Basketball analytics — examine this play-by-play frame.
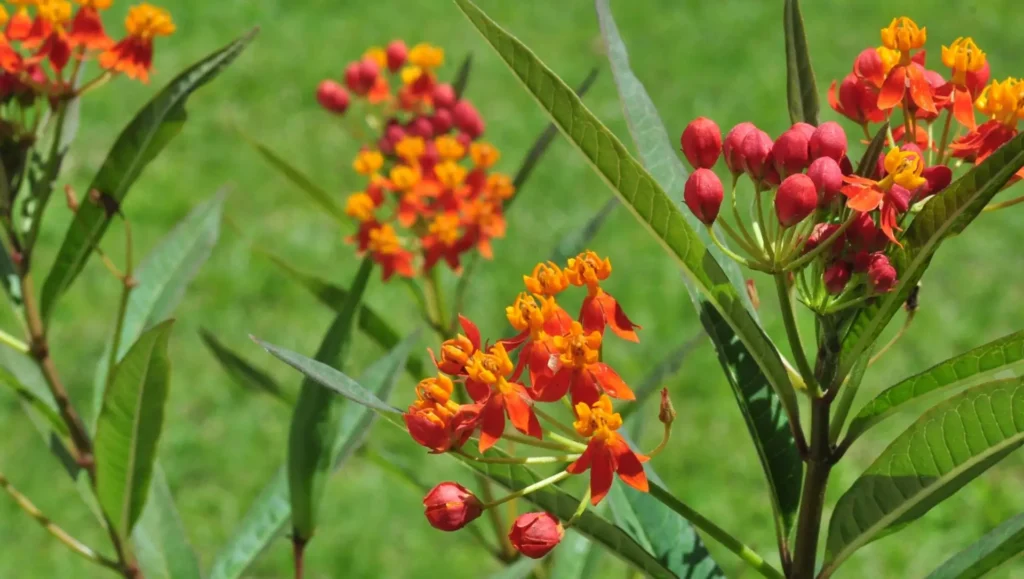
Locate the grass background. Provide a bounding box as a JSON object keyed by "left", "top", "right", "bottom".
{"left": 2, "top": 0, "right": 1024, "bottom": 577}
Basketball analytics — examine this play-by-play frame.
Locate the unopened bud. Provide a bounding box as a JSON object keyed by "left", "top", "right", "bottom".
{"left": 807, "top": 156, "right": 844, "bottom": 205}
{"left": 509, "top": 513, "right": 564, "bottom": 559}
{"left": 680, "top": 117, "right": 722, "bottom": 170}
{"left": 772, "top": 127, "right": 811, "bottom": 175}
{"left": 723, "top": 122, "right": 757, "bottom": 176}
{"left": 809, "top": 121, "right": 848, "bottom": 162}
{"left": 746, "top": 279, "right": 760, "bottom": 310}
{"left": 316, "top": 80, "right": 350, "bottom": 114}
{"left": 385, "top": 40, "right": 408, "bottom": 72}
{"left": 683, "top": 168, "right": 724, "bottom": 226}
{"left": 432, "top": 83, "right": 457, "bottom": 109}
{"left": 740, "top": 129, "right": 773, "bottom": 181}
{"left": 452, "top": 100, "right": 484, "bottom": 139}
{"left": 423, "top": 482, "right": 483, "bottom": 532}
{"left": 64, "top": 185, "right": 79, "bottom": 212}
{"left": 868, "top": 253, "right": 897, "bottom": 293}
{"left": 658, "top": 388, "right": 676, "bottom": 425}
{"left": 823, "top": 261, "right": 852, "bottom": 295}
{"left": 774, "top": 174, "right": 817, "bottom": 228}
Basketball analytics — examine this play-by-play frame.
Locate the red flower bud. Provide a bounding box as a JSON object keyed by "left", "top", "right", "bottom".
{"left": 680, "top": 117, "right": 722, "bottom": 169}
{"left": 344, "top": 62, "right": 363, "bottom": 94}
{"left": 384, "top": 121, "right": 406, "bottom": 145}
{"left": 452, "top": 100, "right": 484, "bottom": 139}
{"left": 791, "top": 122, "right": 816, "bottom": 140}
{"left": 852, "top": 250, "right": 873, "bottom": 272}
{"left": 807, "top": 157, "right": 843, "bottom": 204}
{"left": 830, "top": 74, "right": 885, "bottom": 125}
{"left": 723, "top": 122, "right": 757, "bottom": 176}
{"left": 867, "top": 253, "right": 897, "bottom": 293}
{"left": 847, "top": 213, "right": 884, "bottom": 251}
{"left": 775, "top": 174, "right": 817, "bottom": 227}
{"left": 407, "top": 116, "right": 434, "bottom": 138}
{"left": 423, "top": 482, "right": 483, "bottom": 532}
{"left": 809, "top": 122, "right": 847, "bottom": 161}
{"left": 853, "top": 48, "right": 884, "bottom": 86}
{"left": 823, "top": 261, "right": 852, "bottom": 295}
{"left": 889, "top": 184, "right": 912, "bottom": 213}
{"left": 773, "top": 127, "right": 812, "bottom": 175}
{"left": 684, "top": 168, "right": 724, "bottom": 225}
{"left": 316, "top": 80, "right": 350, "bottom": 114}
{"left": 430, "top": 109, "right": 453, "bottom": 134}
{"left": 358, "top": 57, "right": 380, "bottom": 88}
{"left": 433, "top": 83, "right": 457, "bottom": 110}
{"left": 509, "top": 512, "right": 564, "bottom": 559}
{"left": 804, "top": 222, "right": 844, "bottom": 255}
{"left": 386, "top": 40, "right": 408, "bottom": 72}
{"left": 918, "top": 165, "right": 952, "bottom": 198}
{"left": 740, "top": 129, "right": 773, "bottom": 180}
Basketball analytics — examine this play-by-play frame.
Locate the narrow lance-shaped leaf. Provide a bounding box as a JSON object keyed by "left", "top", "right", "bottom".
{"left": 924, "top": 512, "right": 1024, "bottom": 579}
{"left": 594, "top": 0, "right": 801, "bottom": 541}
{"left": 287, "top": 258, "right": 372, "bottom": 540}
{"left": 132, "top": 465, "right": 202, "bottom": 579}
{"left": 242, "top": 135, "right": 347, "bottom": 224}
{"left": 95, "top": 320, "right": 175, "bottom": 538}
{"left": 92, "top": 190, "right": 226, "bottom": 422}
{"left": 824, "top": 377, "right": 1024, "bottom": 574}
{"left": 207, "top": 334, "right": 416, "bottom": 579}
{"left": 451, "top": 53, "right": 473, "bottom": 99}
{"left": 453, "top": 0, "right": 800, "bottom": 437}
{"left": 855, "top": 122, "right": 889, "bottom": 178}
{"left": 200, "top": 329, "right": 289, "bottom": 402}
{"left": 255, "top": 247, "right": 425, "bottom": 380}
{"left": 783, "top": 0, "right": 819, "bottom": 125}
{"left": 838, "top": 131, "right": 1024, "bottom": 382}
{"left": 844, "top": 330, "right": 1024, "bottom": 445}
{"left": 0, "top": 365, "right": 68, "bottom": 436}
{"left": 40, "top": 29, "right": 257, "bottom": 320}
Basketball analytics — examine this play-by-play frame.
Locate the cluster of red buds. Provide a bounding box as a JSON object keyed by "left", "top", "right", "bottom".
{"left": 1, "top": 1, "right": 175, "bottom": 104}
{"left": 404, "top": 252, "right": 674, "bottom": 558}
{"left": 678, "top": 16, "right": 1021, "bottom": 314}
{"left": 315, "top": 40, "right": 514, "bottom": 281}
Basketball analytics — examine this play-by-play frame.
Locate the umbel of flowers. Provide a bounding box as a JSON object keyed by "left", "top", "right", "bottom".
{"left": 403, "top": 251, "right": 674, "bottom": 558}
{"left": 315, "top": 40, "right": 515, "bottom": 281}
{"left": 678, "top": 16, "right": 1021, "bottom": 313}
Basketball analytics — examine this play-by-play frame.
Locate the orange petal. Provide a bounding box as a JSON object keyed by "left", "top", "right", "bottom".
{"left": 459, "top": 315, "right": 481, "bottom": 349}
{"left": 952, "top": 87, "right": 976, "bottom": 130}
{"left": 477, "top": 396, "right": 505, "bottom": 452}
{"left": 504, "top": 385, "right": 542, "bottom": 439}
{"left": 828, "top": 80, "right": 842, "bottom": 114}
{"left": 566, "top": 442, "right": 593, "bottom": 475}
{"left": 607, "top": 296, "right": 641, "bottom": 343}
{"left": 907, "top": 64, "right": 937, "bottom": 114}
{"left": 611, "top": 437, "right": 649, "bottom": 493}
{"left": 845, "top": 187, "right": 884, "bottom": 213}
{"left": 877, "top": 67, "right": 906, "bottom": 111}
{"left": 589, "top": 363, "right": 635, "bottom": 401}
{"left": 589, "top": 443, "right": 615, "bottom": 505}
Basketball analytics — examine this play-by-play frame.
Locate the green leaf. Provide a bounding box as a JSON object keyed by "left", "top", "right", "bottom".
{"left": 92, "top": 190, "right": 226, "bottom": 421}
{"left": 455, "top": 451, "right": 675, "bottom": 578}
{"left": 454, "top": 0, "right": 798, "bottom": 432}
{"left": 40, "top": 29, "right": 257, "bottom": 321}
{"left": 925, "top": 512, "right": 1024, "bottom": 579}
{"left": 286, "top": 258, "right": 372, "bottom": 540}
{"left": 0, "top": 244, "right": 21, "bottom": 308}
{"left": 132, "top": 466, "right": 202, "bottom": 579}
{"left": 824, "top": 377, "right": 1024, "bottom": 573}
{"left": 256, "top": 248, "right": 425, "bottom": 380}
{"left": 550, "top": 197, "right": 619, "bottom": 264}
{"left": 207, "top": 335, "right": 415, "bottom": 579}
{"left": 844, "top": 330, "right": 1024, "bottom": 445}
{"left": 855, "top": 122, "right": 889, "bottom": 178}
{"left": 200, "top": 328, "right": 289, "bottom": 402}
{"left": 452, "top": 53, "right": 473, "bottom": 99}
{"left": 838, "top": 131, "right": 1024, "bottom": 382}
{"left": 550, "top": 529, "right": 605, "bottom": 579}
{"left": 607, "top": 480, "right": 724, "bottom": 579}
{"left": 486, "top": 557, "right": 538, "bottom": 579}
{"left": 783, "top": 0, "right": 819, "bottom": 125}
{"left": 95, "top": 320, "right": 175, "bottom": 538}
{"left": 0, "top": 364, "right": 68, "bottom": 436}
{"left": 594, "top": 0, "right": 801, "bottom": 540}
{"left": 254, "top": 337, "right": 402, "bottom": 416}
{"left": 242, "top": 135, "right": 347, "bottom": 224}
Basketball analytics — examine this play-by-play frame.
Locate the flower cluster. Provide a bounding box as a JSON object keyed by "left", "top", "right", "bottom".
{"left": 0, "top": 0, "right": 175, "bottom": 97}
{"left": 315, "top": 40, "right": 515, "bottom": 281}
{"left": 404, "top": 252, "right": 670, "bottom": 559}
{"left": 678, "top": 16, "right": 1020, "bottom": 315}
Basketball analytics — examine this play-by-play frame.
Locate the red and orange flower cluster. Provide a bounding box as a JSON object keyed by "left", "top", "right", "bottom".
{"left": 316, "top": 40, "right": 516, "bottom": 281}
{"left": 404, "top": 253, "right": 667, "bottom": 558}
{"left": 678, "top": 16, "right": 1020, "bottom": 311}
{"left": 0, "top": 0, "right": 175, "bottom": 99}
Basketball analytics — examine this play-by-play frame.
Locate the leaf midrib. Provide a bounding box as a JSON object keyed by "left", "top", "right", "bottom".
{"left": 119, "top": 345, "right": 157, "bottom": 533}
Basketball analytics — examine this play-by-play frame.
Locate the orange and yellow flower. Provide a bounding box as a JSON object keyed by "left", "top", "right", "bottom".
{"left": 566, "top": 395, "right": 648, "bottom": 505}
{"left": 463, "top": 343, "right": 542, "bottom": 451}
{"left": 99, "top": 3, "right": 175, "bottom": 83}
{"left": 843, "top": 148, "right": 926, "bottom": 244}
{"left": 876, "top": 17, "right": 936, "bottom": 114}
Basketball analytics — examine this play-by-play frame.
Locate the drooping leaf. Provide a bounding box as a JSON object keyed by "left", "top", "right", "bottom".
{"left": 0, "top": 364, "right": 68, "bottom": 436}
{"left": 608, "top": 476, "right": 725, "bottom": 579}
{"left": 40, "top": 29, "right": 257, "bottom": 320}
{"left": 594, "top": 0, "right": 801, "bottom": 541}
{"left": 207, "top": 335, "right": 415, "bottom": 579}
{"left": 242, "top": 135, "right": 347, "bottom": 224}
{"left": 255, "top": 248, "right": 424, "bottom": 379}
{"left": 924, "top": 513, "right": 1024, "bottom": 579}
{"left": 287, "top": 258, "right": 372, "bottom": 540}
{"left": 95, "top": 320, "right": 175, "bottom": 538}
{"left": 454, "top": 0, "right": 798, "bottom": 438}
{"left": 838, "top": 131, "right": 1024, "bottom": 382}
{"left": 451, "top": 53, "right": 473, "bottom": 99}
{"left": 255, "top": 337, "right": 401, "bottom": 416}
{"left": 92, "top": 190, "right": 226, "bottom": 421}
{"left": 783, "top": 0, "right": 819, "bottom": 125}
{"left": 132, "top": 466, "right": 202, "bottom": 579}
{"left": 824, "top": 378, "right": 1024, "bottom": 574}
{"left": 550, "top": 197, "right": 619, "bottom": 264}
{"left": 455, "top": 451, "right": 675, "bottom": 578}
{"left": 844, "top": 330, "right": 1024, "bottom": 445}
{"left": 200, "top": 329, "right": 289, "bottom": 402}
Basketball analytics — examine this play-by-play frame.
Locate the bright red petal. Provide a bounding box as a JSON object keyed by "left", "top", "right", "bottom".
{"left": 589, "top": 363, "right": 635, "bottom": 400}
{"left": 530, "top": 366, "right": 571, "bottom": 403}
{"left": 589, "top": 443, "right": 615, "bottom": 505}
{"left": 907, "top": 64, "right": 937, "bottom": 114}
{"left": 569, "top": 370, "right": 602, "bottom": 408}
{"left": 503, "top": 384, "right": 542, "bottom": 439}
{"left": 610, "top": 436, "right": 649, "bottom": 493}
{"left": 608, "top": 296, "right": 640, "bottom": 343}
{"left": 465, "top": 379, "right": 490, "bottom": 403}
{"left": 827, "top": 80, "right": 842, "bottom": 114}
{"left": 844, "top": 187, "right": 884, "bottom": 213}
{"left": 877, "top": 66, "right": 906, "bottom": 111}
{"left": 459, "top": 315, "right": 481, "bottom": 349}
{"left": 579, "top": 294, "right": 605, "bottom": 336}
{"left": 566, "top": 442, "right": 593, "bottom": 474}
{"left": 477, "top": 396, "right": 506, "bottom": 452}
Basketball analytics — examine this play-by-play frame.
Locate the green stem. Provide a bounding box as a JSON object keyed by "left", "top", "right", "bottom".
{"left": 709, "top": 227, "right": 768, "bottom": 271}
{"left": 823, "top": 293, "right": 874, "bottom": 314}
{"left": 648, "top": 484, "right": 785, "bottom": 579}
{"left": 546, "top": 432, "right": 588, "bottom": 452}
{"left": 935, "top": 107, "right": 955, "bottom": 163}
{"left": 0, "top": 328, "right": 29, "bottom": 355}
{"left": 718, "top": 219, "right": 767, "bottom": 262}
{"left": 503, "top": 433, "right": 584, "bottom": 452}
{"left": 791, "top": 400, "right": 832, "bottom": 579}
{"left": 783, "top": 214, "right": 857, "bottom": 272}
{"left": 753, "top": 185, "right": 776, "bottom": 262}
{"left": 455, "top": 451, "right": 580, "bottom": 465}
{"left": 1, "top": 471, "right": 122, "bottom": 573}
{"left": 423, "top": 267, "right": 449, "bottom": 341}
{"left": 24, "top": 100, "right": 70, "bottom": 258}
{"left": 564, "top": 487, "right": 592, "bottom": 528}
{"left": 775, "top": 274, "right": 821, "bottom": 397}
{"left": 105, "top": 219, "right": 135, "bottom": 394}
{"left": 481, "top": 470, "right": 572, "bottom": 510}
{"left": 729, "top": 180, "right": 761, "bottom": 251}
{"left": 984, "top": 195, "right": 1024, "bottom": 212}
{"left": 532, "top": 406, "right": 584, "bottom": 440}
{"left": 478, "top": 474, "right": 517, "bottom": 559}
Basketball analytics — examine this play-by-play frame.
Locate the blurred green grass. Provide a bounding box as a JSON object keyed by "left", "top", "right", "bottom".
{"left": 2, "top": 0, "right": 1024, "bottom": 577}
